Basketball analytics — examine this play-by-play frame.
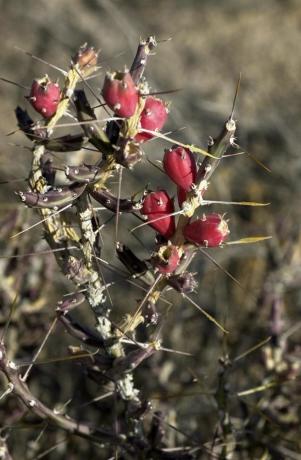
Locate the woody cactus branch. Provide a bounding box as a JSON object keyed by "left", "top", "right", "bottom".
{"left": 0, "top": 343, "right": 121, "bottom": 446}
{"left": 0, "top": 343, "right": 194, "bottom": 459}
{"left": 21, "top": 42, "right": 156, "bottom": 404}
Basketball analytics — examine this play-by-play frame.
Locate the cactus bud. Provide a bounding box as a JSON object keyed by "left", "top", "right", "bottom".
{"left": 135, "top": 96, "right": 168, "bottom": 143}
{"left": 141, "top": 190, "right": 175, "bottom": 239}
{"left": 29, "top": 76, "right": 61, "bottom": 119}
{"left": 73, "top": 44, "right": 98, "bottom": 69}
{"left": 183, "top": 213, "right": 229, "bottom": 247}
{"left": 102, "top": 71, "right": 139, "bottom": 118}
{"left": 163, "top": 146, "right": 197, "bottom": 191}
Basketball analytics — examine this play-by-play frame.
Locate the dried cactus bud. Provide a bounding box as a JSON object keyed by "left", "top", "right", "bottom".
{"left": 141, "top": 190, "right": 175, "bottom": 239}
{"left": 102, "top": 71, "right": 139, "bottom": 118}
{"left": 135, "top": 96, "right": 168, "bottom": 142}
{"left": 183, "top": 213, "right": 229, "bottom": 247}
{"left": 163, "top": 146, "right": 197, "bottom": 191}
{"left": 168, "top": 271, "right": 198, "bottom": 294}
{"left": 29, "top": 76, "right": 61, "bottom": 119}
{"left": 73, "top": 44, "right": 98, "bottom": 69}
{"left": 152, "top": 244, "right": 181, "bottom": 274}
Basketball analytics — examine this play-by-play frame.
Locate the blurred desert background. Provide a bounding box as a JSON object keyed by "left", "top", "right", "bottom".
{"left": 0, "top": 0, "right": 301, "bottom": 458}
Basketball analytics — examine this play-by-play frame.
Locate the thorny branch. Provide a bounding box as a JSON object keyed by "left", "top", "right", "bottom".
{"left": 0, "top": 343, "right": 121, "bottom": 446}
{"left": 0, "top": 342, "right": 197, "bottom": 459}
{"left": 23, "top": 40, "right": 159, "bottom": 405}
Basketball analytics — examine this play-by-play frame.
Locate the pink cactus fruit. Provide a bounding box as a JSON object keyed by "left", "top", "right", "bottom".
{"left": 135, "top": 96, "right": 168, "bottom": 142}
{"left": 183, "top": 213, "right": 229, "bottom": 247}
{"left": 29, "top": 76, "right": 61, "bottom": 119}
{"left": 154, "top": 245, "right": 181, "bottom": 274}
{"left": 163, "top": 146, "right": 197, "bottom": 191}
{"left": 141, "top": 190, "right": 175, "bottom": 239}
{"left": 102, "top": 71, "right": 139, "bottom": 118}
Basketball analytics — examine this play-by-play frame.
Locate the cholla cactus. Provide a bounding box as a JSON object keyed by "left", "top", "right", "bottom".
{"left": 1, "top": 37, "right": 290, "bottom": 460}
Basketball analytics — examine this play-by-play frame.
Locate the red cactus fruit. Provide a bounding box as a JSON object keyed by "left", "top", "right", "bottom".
{"left": 183, "top": 213, "right": 229, "bottom": 247}
{"left": 163, "top": 146, "right": 197, "bottom": 191}
{"left": 29, "top": 76, "right": 61, "bottom": 119}
{"left": 135, "top": 96, "right": 168, "bottom": 143}
{"left": 153, "top": 245, "right": 181, "bottom": 274}
{"left": 102, "top": 71, "right": 139, "bottom": 118}
{"left": 141, "top": 190, "right": 175, "bottom": 239}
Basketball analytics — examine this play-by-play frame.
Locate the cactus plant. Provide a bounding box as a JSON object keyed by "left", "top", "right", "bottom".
{"left": 0, "top": 35, "right": 286, "bottom": 460}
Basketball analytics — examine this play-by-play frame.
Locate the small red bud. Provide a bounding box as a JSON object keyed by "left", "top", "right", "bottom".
{"left": 183, "top": 213, "right": 229, "bottom": 247}
{"left": 152, "top": 245, "right": 181, "bottom": 274}
{"left": 141, "top": 190, "right": 175, "bottom": 239}
{"left": 135, "top": 96, "right": 168, "bottom": 143}
{"left": 163, "top": 146, "right": 197, "bottom": 191}
{"left": 29, "top": 76, "right": 61, "bottom": 119}
{"left": 102, "top": 71, "right": 139, "bottom": 118}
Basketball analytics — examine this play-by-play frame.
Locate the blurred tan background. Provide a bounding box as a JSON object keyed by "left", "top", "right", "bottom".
{"left": 1, "top": 0, "right": 300, "bottom": 173}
